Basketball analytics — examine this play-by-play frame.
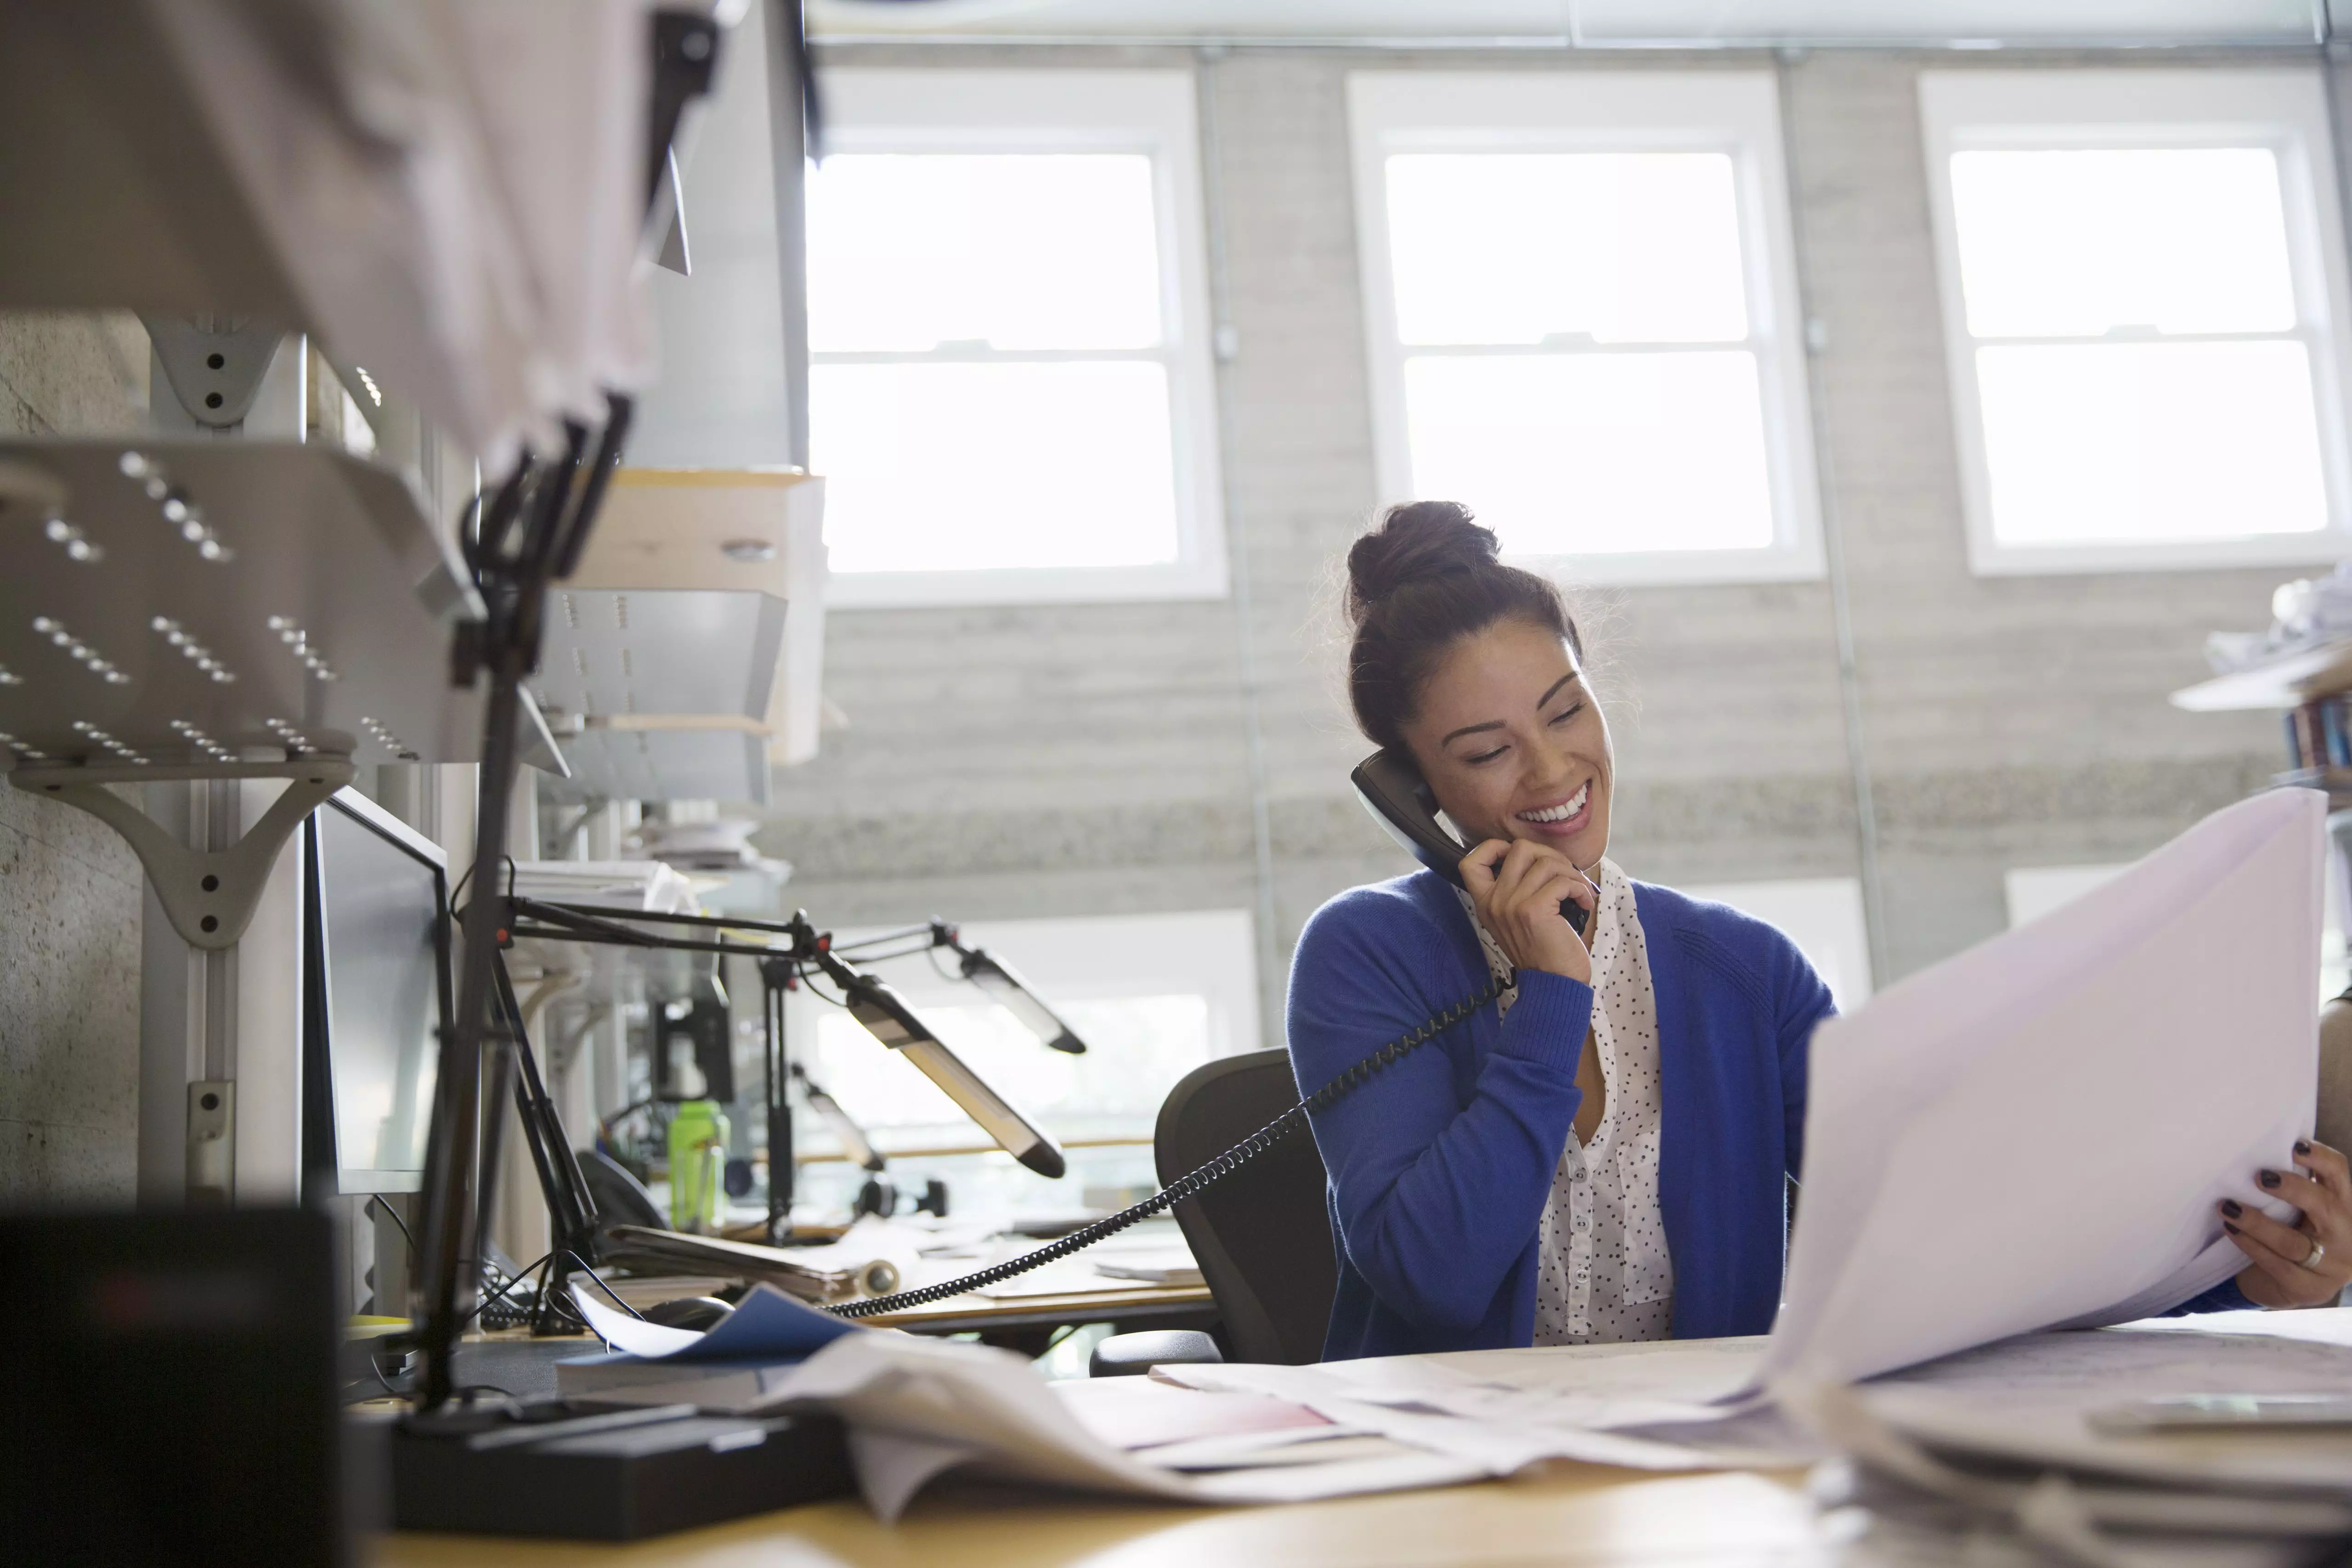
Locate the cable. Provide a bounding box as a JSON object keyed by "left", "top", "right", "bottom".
{"left": 448, "top": 854, "right": 518, "bottom": 923}
{"left": 556, "top": 1249, "right": 650, "bottom": 1321}
{"left": 460, "top": 1250, "right": 554, "bottom": 1331}
{"left": 598, "top": 1097, "right": 655, "bottom": 1144}
{"left": 795, "top": 970, "right": 859, "bottom": 1011}
{"left": 825, "top": 978, "right": 1505, "bottom": 1319}
{"left": 367, "top": 1196, "right": 418, "bottom": 1262}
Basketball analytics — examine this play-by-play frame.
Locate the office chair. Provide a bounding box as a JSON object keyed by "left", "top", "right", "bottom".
{"left": 1090, "top": 1049, "right": 1337, "bottom": 1375}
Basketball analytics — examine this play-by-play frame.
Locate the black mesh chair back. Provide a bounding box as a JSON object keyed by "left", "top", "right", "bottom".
{"left": 1155, "top": 1049, "right": 1335, "bottom": 1365}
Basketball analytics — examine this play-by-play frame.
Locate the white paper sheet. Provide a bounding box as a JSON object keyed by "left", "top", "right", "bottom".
{"left": 1764, "top": 789, "right": 2323, "bottom": 1386}
{"left": 1155, "top": 1342, "right": 1775, "bottom": 1472}
{"left": 759, "top": 1331, "right": 1502, "bottom": 1517}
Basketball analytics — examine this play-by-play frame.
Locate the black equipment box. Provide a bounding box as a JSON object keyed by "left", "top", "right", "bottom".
{"left": 388, "top": 1405, "right": 855, "bottom": 1540}
{"left": 0, "top": 1209, "right": 350, "bottom": 1567}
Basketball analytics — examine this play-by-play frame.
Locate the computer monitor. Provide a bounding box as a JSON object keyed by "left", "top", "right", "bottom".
{"left": 303, "top": 789, "right": 451, "bottom": 1196}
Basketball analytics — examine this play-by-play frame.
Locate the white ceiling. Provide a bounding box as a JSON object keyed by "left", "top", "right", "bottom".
{"left": 808, "top": 0, "right": 2338, "bottom": 46}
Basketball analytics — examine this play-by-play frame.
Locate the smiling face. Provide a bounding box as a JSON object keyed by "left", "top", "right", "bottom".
{"left": 1396, "top": 616, "right": 1613, "bottom": 870}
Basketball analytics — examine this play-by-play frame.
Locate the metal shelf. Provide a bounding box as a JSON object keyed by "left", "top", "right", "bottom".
{"left": 536, "top": 587, "right": 784, "bottom": 801}
{"left": 534, "top": 469, "right": 826, "bottom": 802}
{"left": 0, "top": 438, "right": 558, "bottom": 770}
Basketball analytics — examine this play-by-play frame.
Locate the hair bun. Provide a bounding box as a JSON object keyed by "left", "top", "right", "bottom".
{"left": 1345, "top": 501, "right": 1502, "bottom": 624}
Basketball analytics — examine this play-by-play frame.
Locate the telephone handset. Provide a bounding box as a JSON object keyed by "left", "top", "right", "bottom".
{"left": 1351, "top": 748, "right": 1590, "bottom": 938}
{"left": 825, "top": 752, "right": 1580, "bottom": 1320}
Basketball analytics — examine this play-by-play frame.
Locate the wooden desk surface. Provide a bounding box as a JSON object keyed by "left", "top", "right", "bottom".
{"left": 860, "top": 1279, "right": 1215, "bottom": 1333}
{"left": 379, "top": 1464, "right": 1818, "bottom": 1568}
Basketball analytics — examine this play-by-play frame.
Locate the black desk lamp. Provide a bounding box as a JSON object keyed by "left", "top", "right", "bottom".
{"left": 794, "top": 1063, "right": 882, "bottom": 1173}
{"left": 833, "top": 919, "right": 1091, "bottom": 1055}
{"left": 498, "top": 903, "right": 1072, "bottom": 1231}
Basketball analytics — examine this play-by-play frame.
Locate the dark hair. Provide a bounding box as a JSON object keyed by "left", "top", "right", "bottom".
{"left": 1344, "top": 501, "right": 1580, "bottom": 753}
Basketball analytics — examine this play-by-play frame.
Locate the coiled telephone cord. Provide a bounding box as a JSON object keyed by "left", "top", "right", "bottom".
{"left": 825, "top": 976, "right": 1506, "bottom": 1319}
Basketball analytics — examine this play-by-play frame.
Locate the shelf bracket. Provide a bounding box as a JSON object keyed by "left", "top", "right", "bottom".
{"left": 140, "top": 316, "right": 289, "bottom": 429}
{"left": 10, "top": 756, "right": 356, "bottom": 949}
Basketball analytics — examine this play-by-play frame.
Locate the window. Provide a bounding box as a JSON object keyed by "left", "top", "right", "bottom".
{"left": 2003, "top": 863, "right": 2129, "bottom": 930}
{"left": 1680, "top": 877, "right": 1872, "bottom": 1009}
{"left": 1920, "top": 70, "right": 2352, "bottom": 575}
{"left": 779, "top": 910, "right": 1258, "bottom": 1223}
{"left": 811, "top": 71, "right": 1225, "bottom": 607}
{"left": 1349, "top": 72, "right": 1823, "bottom": 585}
{"left": 2009, "top": 858, "right": 2349, "bottom": 1002}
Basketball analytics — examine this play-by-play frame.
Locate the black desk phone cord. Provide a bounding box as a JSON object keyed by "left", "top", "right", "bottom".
{"left": 826, "top": 975, "right": 1509, "bottom": 1319}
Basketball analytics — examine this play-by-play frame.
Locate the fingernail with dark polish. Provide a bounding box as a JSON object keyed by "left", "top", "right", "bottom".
{"left": 2222, "top": 1199, "right": 2244, "bottom": 1218}
{"left": 2261, "top": 1170, "right": 2283, "bottom": 1189}
{"left": 2296, "top": 1140, "right": 2312, "bottom": 1156}
{"left": 2224, "top": 1221, "right": 2241, "bottom": 1234}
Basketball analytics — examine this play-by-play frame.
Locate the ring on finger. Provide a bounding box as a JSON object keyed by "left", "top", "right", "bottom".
{"left": 2302, "top": 1235, "right": 2329, "bottom": 1272}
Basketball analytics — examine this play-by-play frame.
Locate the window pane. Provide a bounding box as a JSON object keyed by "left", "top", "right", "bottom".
{"left": 814, "top": 361, "right": 1180, "bottom": 572}
{"left": 809, "top": 154, "right": 1164, "bottom": 351}
{"left": 1975, "top": 341, "right": 2326, "bottom": 544}
{"left": 1950, "top": 149, "right": 2296, "bottom": 338}
{"left": 1385, "top": 153, "right": 1750, "bottom": 346}
{"left": 1403, "top": 351, "right": 1775, "bottom": 554}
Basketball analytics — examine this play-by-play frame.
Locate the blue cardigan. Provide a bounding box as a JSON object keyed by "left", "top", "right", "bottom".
{"left": 1287, "top": 869, "right": 2247, "bottom": 1360}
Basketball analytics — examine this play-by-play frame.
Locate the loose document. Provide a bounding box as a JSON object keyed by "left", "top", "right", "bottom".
{"left": 1768, "top": 785, "right": 2322, "bottom": 1385}
{"left": 565, "top": 789, "right": 2336, "bottom": 1529}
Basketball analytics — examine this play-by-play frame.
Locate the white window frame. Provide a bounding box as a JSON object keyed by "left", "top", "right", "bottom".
{"left": 815, "top": 70, "right": 1227, "bottom": 609}
{"left": 1919, "top": 68, "right": 2352, "bottom": 576}
{"left": 1347, "top": 70, "right": 1824, "bottom": 587}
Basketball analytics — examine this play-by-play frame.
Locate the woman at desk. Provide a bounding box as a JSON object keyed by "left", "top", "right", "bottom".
{"left": 1289, "top": 501, "right": 2352, "bottom": 1360}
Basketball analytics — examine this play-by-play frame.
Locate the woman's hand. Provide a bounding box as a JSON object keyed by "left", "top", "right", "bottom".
{"left": 1459, "top": 838, "right": 1597, "bottom": 986}
{"left": 2222, "top": 1139, "right": 2352, "bottom": 1308}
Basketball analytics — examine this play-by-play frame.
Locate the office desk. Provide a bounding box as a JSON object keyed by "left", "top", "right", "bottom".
{"left": 379, "top": 1463, "right": 1818, "bottom": 1567}
{"left": 862, "top": 1277, "right": 1216, "bottom": 1344}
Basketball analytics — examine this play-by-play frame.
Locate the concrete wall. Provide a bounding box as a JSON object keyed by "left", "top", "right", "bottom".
{"left": 0, "top": 313, "right": 151, "bottom": 1203}
{"left": 765, "top": 45, "right": 2299, "bottom": 1039}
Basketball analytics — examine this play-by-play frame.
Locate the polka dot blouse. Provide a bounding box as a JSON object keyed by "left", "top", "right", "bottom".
{"left": 1456, "top": 857, "right": 1674, "bottom": 1345}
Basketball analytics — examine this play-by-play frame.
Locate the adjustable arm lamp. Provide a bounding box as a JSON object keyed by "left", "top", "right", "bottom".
{"left": 831, "top": 919, "right": 1090, "bottom": 1056}
{"left": 791, "top": 1063, "right": 882, "bottom": 1174}
{"left": 501, "top": 902, "right": 1069, "bottom": 1182}
{"left": 804, "top": 943, "right": 1068, "bottom": 1180}
{"left": 945, "top": 929, "right": 1087, "bottom": 1056}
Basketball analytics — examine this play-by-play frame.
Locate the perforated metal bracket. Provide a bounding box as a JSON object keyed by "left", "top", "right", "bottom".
{"left": 140, "top": 316, "right": 288, "bottom": 429}
{"left": 10, "top": 755, "right": 355, "bottom": 948}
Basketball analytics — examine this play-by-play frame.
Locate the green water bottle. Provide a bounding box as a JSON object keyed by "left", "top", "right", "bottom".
{"left": 665, "top": 1043, "right": 730, "bottom": 1233}
{"left": 667, "top": 1097, "right": 729, "bottom": 1233}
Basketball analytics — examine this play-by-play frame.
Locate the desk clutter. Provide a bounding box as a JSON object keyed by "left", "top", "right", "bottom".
{"left": 5, "top": 770, "right": 2344, "bottom": 1562}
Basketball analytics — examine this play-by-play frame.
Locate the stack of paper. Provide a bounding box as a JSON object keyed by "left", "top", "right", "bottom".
{"left": 508, "top": 860, "right": 700, "bottom": 914}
